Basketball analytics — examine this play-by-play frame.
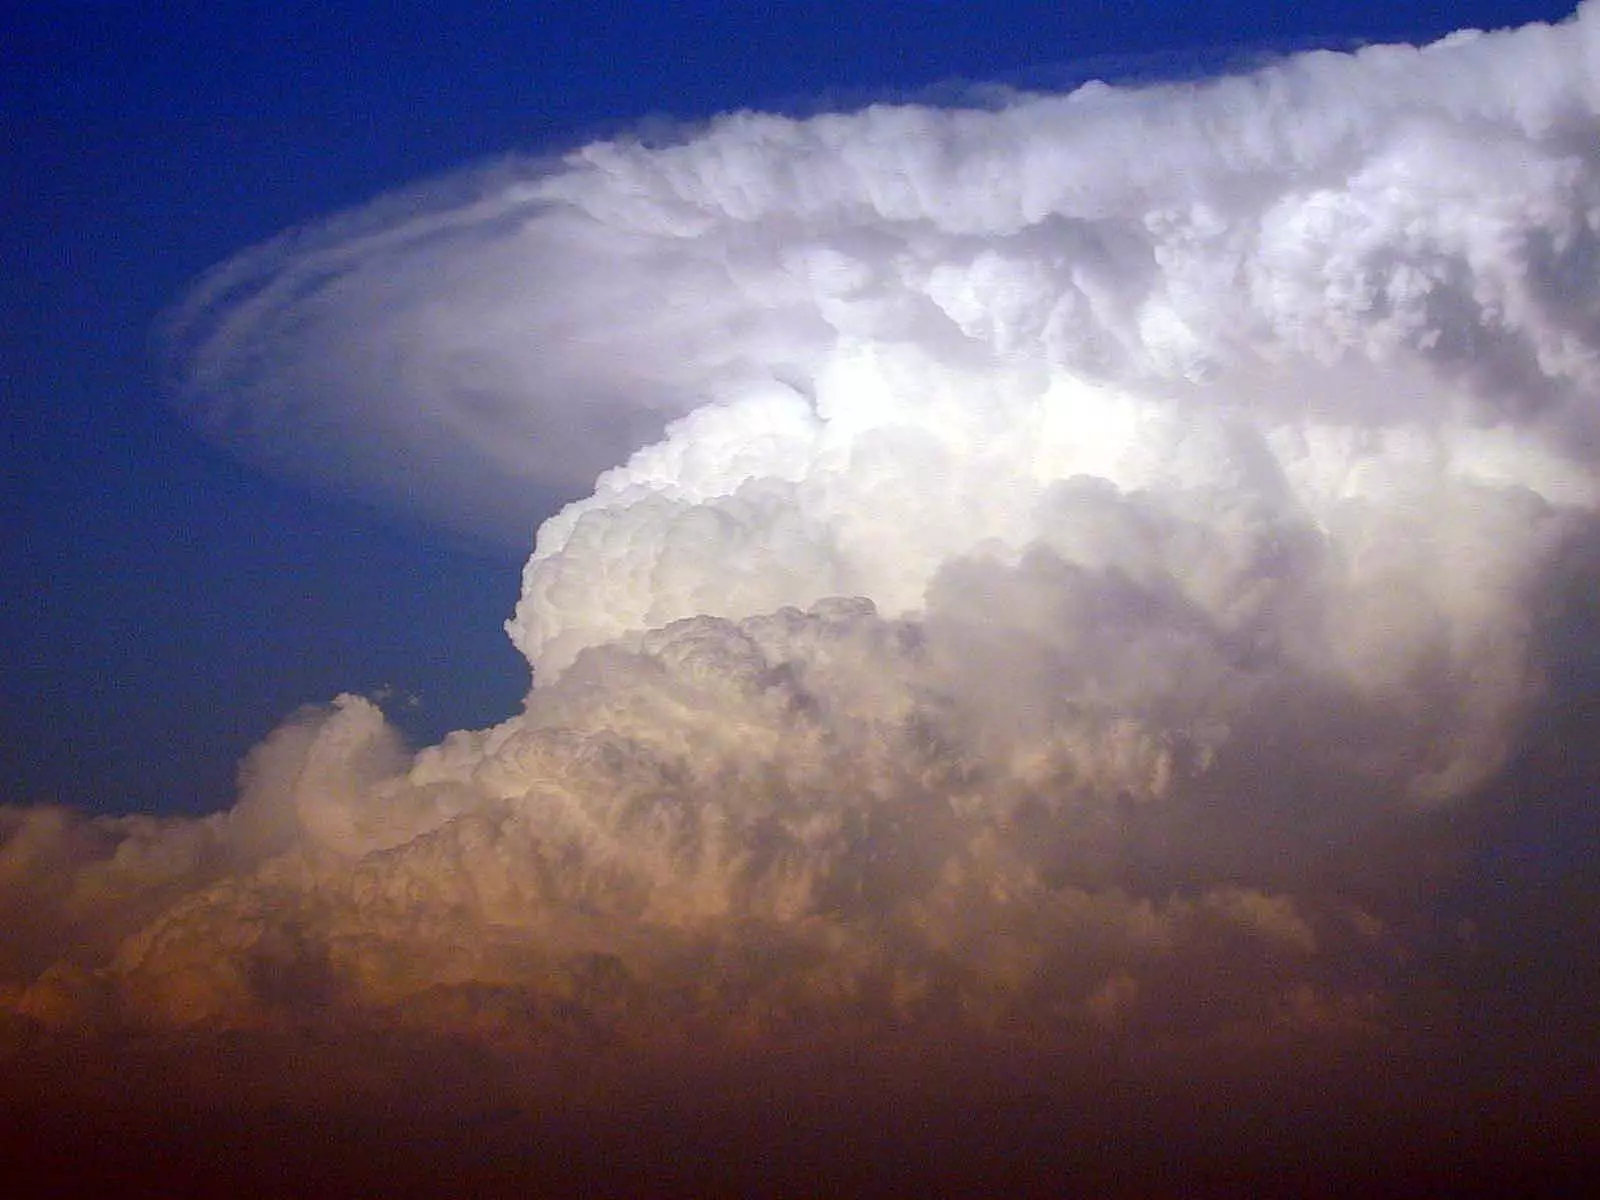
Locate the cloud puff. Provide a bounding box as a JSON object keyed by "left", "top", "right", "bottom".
{"left": 12, "top": 5, "right": 1600, "bottom": 1103}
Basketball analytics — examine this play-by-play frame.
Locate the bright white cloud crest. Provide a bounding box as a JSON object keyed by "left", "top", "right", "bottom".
{"left": 8, "top": 5, "right": 1600, "bottom": 1052}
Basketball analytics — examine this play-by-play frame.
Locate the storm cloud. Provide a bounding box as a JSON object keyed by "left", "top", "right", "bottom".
{"left": 8, "top": 7, "right": 1600, "bottom": 1189}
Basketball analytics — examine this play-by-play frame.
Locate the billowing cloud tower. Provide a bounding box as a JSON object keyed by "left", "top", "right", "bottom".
{"left": 8, "top": 9, "right": 1600, "bottom": 1135}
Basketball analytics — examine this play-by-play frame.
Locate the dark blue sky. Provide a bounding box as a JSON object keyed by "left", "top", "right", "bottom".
{"left": 3, "top": 0, "right": 1580, "bottom": 816}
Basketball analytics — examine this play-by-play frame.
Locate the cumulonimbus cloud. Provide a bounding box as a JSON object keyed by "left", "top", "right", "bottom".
{"left": 9, "top": 4, "right": 1600, "bottom": 1074}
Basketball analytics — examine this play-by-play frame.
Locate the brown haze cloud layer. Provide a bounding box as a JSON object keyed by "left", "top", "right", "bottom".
{"left": 8, "top": 6, "right": 1600, "bottom": 1194}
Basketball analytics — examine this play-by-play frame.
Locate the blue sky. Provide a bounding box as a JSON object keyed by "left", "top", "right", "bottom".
{"left": 3, "top": 0, "right": 1581, "bottom": 816}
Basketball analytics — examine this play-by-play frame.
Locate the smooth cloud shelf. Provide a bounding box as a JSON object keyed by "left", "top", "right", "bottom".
{"left": 8, "top": 4, "right": 1600, "bottom": 1070}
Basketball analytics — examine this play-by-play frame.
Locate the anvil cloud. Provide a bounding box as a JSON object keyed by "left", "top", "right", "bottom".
{"left": 8, "top": 7, "right": 1600, "bottom": 1114}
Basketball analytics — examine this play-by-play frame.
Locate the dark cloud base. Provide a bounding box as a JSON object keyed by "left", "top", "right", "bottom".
{"left": 3, "top": 1020, "right": 1596, "bottom": 1198}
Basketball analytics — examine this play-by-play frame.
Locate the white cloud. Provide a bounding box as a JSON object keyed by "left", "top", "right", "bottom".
{"left": 9, "top": 4, "right": 1600, "bottom": 1065}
